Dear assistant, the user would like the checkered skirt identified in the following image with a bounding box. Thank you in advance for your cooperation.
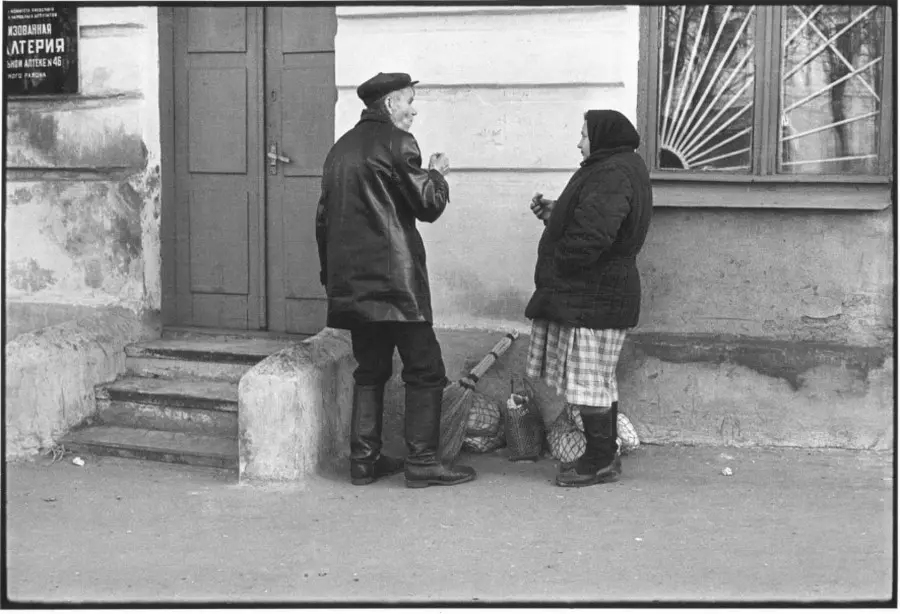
[525,319,626,407]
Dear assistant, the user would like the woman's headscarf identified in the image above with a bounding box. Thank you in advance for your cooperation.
[543,110,642,238]
[583,110,640,154]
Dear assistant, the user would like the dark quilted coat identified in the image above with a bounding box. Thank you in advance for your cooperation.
[524,110,653,330]
[315,110,449,329]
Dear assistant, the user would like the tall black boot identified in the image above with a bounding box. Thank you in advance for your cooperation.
[403,386,476,488]
[350,384,404,486]
[556,405,621,487]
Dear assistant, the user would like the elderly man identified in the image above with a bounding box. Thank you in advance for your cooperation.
[315,72,476,488]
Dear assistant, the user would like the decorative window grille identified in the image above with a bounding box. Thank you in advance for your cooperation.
[780,6,886,175]
[647,5,891,178]
[657,6,757,172]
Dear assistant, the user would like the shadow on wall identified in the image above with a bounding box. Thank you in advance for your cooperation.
[6,108,148,169]
[432,266,532,323]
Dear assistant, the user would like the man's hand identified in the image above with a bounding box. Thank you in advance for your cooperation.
[530,192,555,221]
[428,152,450,175]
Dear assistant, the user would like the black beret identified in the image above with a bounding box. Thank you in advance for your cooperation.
[357,72,419,107]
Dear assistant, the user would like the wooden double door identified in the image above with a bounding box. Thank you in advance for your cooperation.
[167,7,335,334]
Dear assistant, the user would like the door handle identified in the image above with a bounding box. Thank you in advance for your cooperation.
[267,143,291,167]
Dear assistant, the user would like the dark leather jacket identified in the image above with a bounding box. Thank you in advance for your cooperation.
[316,110,449,329]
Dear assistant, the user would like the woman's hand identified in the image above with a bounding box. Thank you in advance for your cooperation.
[530,192,555,221]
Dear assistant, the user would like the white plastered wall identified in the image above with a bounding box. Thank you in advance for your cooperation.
[334,6,641,330]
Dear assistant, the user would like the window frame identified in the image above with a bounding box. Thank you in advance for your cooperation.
[637,5,893,208]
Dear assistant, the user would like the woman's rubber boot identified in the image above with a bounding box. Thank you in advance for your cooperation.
[556,406,621,487]
[403,386,476,488]
[350,384,404,485]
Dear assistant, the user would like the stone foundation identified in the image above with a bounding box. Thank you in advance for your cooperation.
[4,307,160,460]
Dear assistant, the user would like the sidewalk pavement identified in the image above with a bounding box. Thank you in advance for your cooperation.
[5,445,894,605]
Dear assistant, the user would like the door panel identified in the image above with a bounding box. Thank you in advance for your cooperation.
[265,7,336,334]
[282,56,337,177]
[188,185,249,293]
[281,7,337,53]
[187,7,247,52]
[187,68,247,173]
[282,177,328,294]
[172,7,265,329]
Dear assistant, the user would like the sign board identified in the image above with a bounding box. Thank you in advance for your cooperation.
[5,5,78,95]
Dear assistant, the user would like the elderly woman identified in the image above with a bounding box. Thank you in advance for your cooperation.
[525,109,653,488]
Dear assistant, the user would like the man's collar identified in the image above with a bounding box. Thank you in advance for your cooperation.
[359,109,391,124]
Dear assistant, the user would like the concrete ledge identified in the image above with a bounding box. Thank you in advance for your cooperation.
[238,327,894,483]
[379,330,894,455]
[4,307,161,461]
[237,328,354,482]
[620,333,894,450]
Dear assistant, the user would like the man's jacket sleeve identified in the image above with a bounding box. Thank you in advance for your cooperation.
[554,168,632,274]
[315,160,330,286]
[393,132,449,223]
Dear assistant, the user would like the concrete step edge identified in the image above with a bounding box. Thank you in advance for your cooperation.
[60,426,237,470]
[125,344,266,365]
[124,357,249,383]
[95,377,238,411]
[162,325,311,343]
[95,399,238,437]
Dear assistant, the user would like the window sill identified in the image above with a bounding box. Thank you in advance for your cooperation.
[651,177,893,210]
[649,172,892,185]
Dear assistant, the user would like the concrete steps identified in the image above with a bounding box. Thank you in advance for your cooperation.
[61,329,305,471]
[61,426,238,469]
[94,376,238,437]
[125,338,295,382]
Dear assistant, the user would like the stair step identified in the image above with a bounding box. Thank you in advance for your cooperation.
[94,377,237,437]
[95,399,237,437]
[96,376,238,410]
[126,357,251,383]
[162,326,312,343]
[125,338,296,382]
[60,426,237,470]
[127,338,296,364]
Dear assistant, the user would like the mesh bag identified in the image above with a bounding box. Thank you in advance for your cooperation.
[465,392,502,437]
[547,405,586,463]
[463,428,506,453]
[462,392,506,453]
[547,404,641,461]
[502,377,545,462]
